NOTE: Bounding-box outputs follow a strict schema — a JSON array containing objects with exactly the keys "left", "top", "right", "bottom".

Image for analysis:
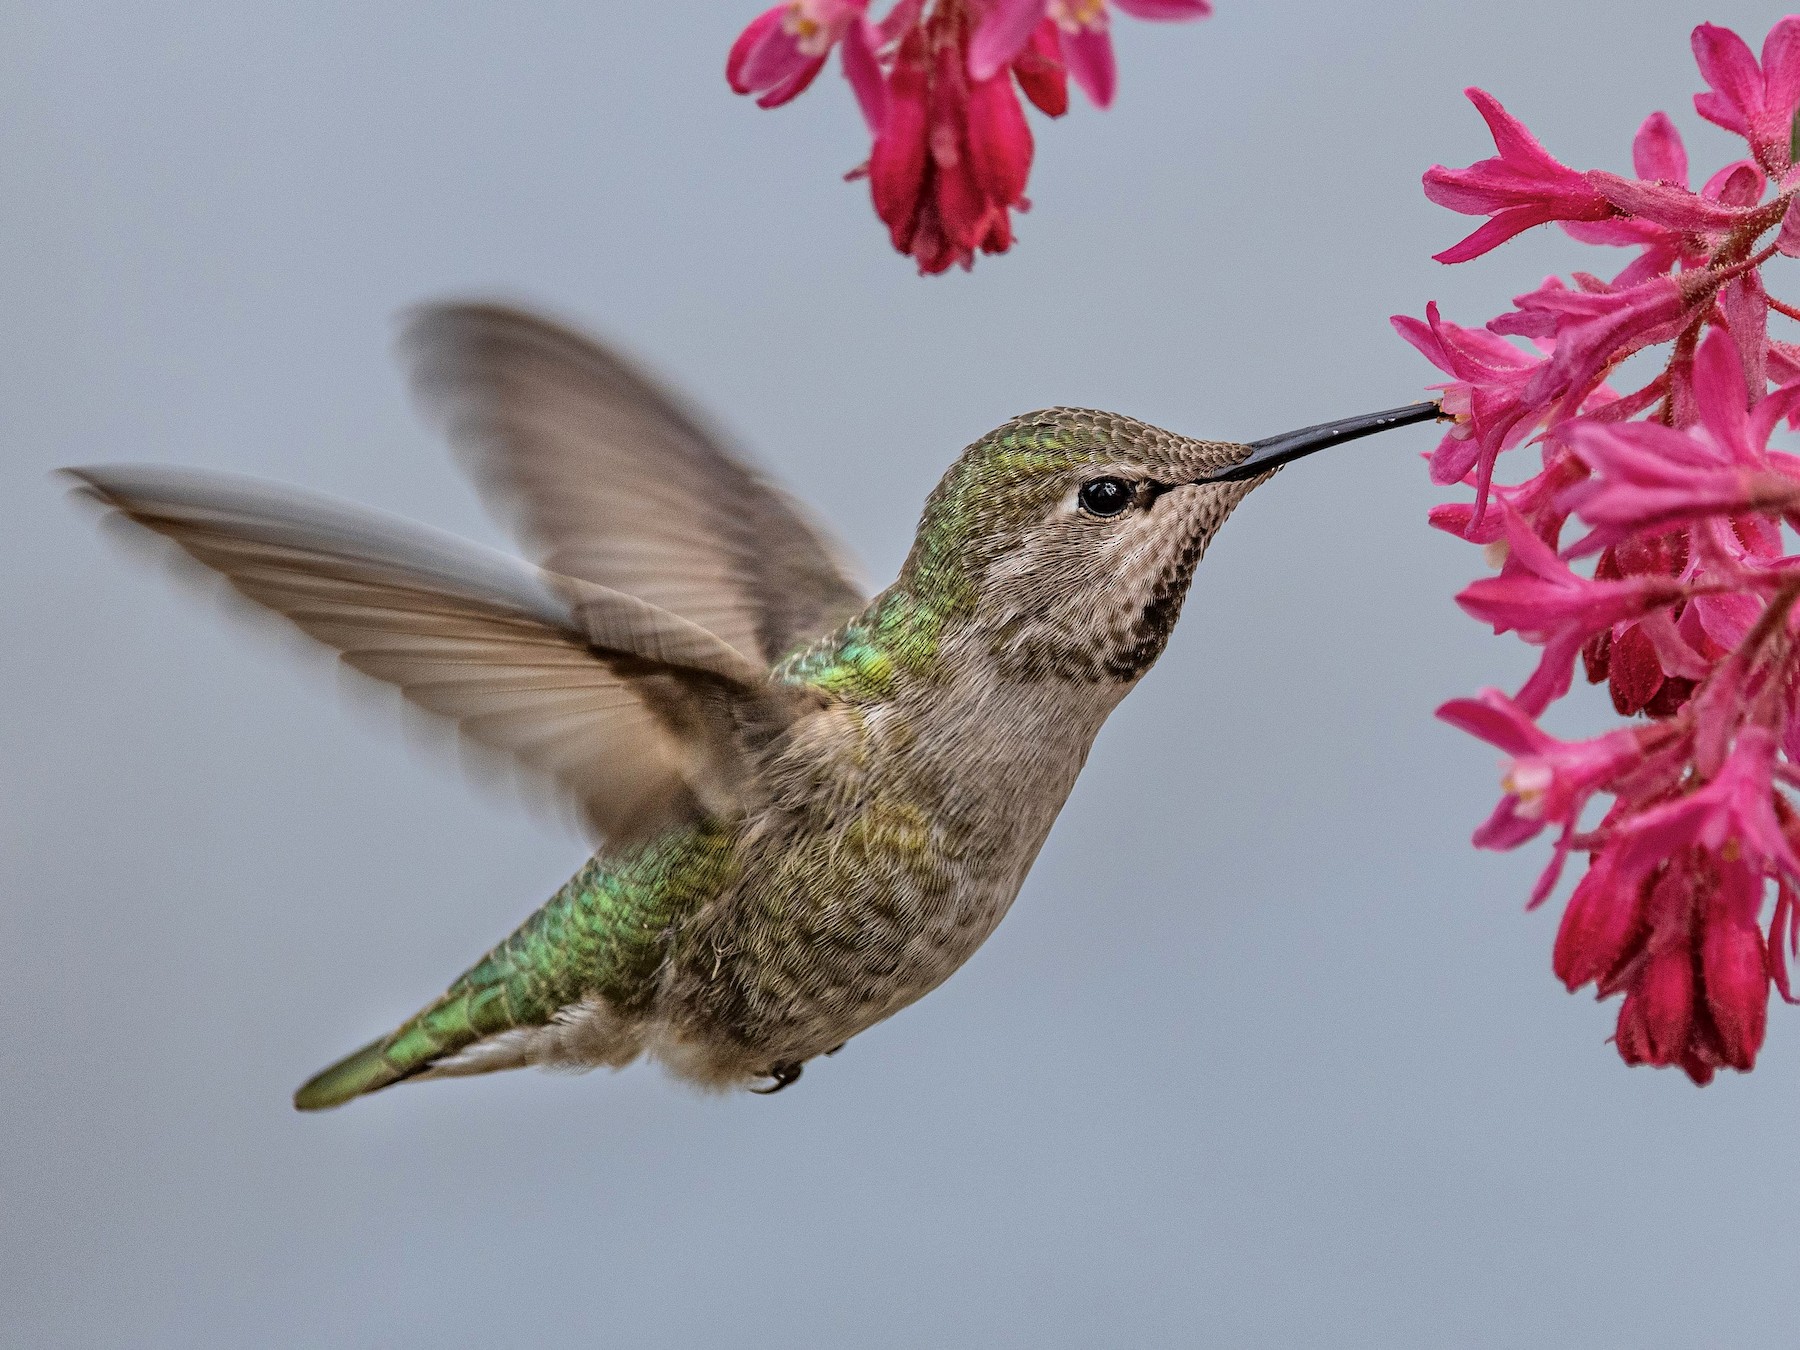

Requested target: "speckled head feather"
[{"left": 892, "top": 407, "right": 1266, "bottom": 685}]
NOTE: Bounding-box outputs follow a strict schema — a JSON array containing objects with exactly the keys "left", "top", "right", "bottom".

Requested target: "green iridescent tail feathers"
[
  {"left": 293, "top": 1036, "right": 414, "bottom": 1111},
  {"left": 293, "top": 986, "right": 504, "bottom": 1111}
]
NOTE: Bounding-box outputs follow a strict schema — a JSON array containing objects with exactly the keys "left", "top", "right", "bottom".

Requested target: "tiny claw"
[{"left": 751, "top": 1061, "right": 803, "bottom": 1095}]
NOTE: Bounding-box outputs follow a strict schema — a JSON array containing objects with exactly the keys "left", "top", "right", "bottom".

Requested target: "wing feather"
[
  {"left": 404, "top": 302, "right": 867, "bottom": 665},
  {"left": 66, "top": 465, "right": 782, "bottom": 844}
]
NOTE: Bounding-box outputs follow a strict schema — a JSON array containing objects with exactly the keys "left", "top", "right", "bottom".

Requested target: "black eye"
[{"left": 1078, "top": 477, "right": 1134, "bottom": 517}]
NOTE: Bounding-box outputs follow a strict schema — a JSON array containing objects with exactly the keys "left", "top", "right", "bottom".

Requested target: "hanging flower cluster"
[
  {"left": 726, "top": 0, "right": 1210, "bottom": 273},
  {"left": 1401, "top": 17, "right": 1800, "bottom": 1084}
]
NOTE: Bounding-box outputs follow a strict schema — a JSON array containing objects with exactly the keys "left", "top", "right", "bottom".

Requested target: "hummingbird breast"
[{"left": 650, "top": 648, "right": 1123, "bottom": 1086}]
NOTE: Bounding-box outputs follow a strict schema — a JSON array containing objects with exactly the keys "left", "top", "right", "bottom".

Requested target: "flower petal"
[
  {"left": 1062, "top": 23, "right": 1117, "bottom": 109},
  {"left": 969, "top": 0, "right": 1048, "bottom": 81},
  {"left": 727, "top": 6, "right": 787, "bottom": 93},
  {"left": 1632, "top": 111, "right": 1689, "bottom": 185},
  {"left": 840, "top": 15, "right": 886, "bottom": 132}
]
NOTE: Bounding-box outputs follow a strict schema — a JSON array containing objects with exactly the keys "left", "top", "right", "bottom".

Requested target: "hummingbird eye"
[{"left": 1078, "top": 477, "right": 1134, "bottom": 518}]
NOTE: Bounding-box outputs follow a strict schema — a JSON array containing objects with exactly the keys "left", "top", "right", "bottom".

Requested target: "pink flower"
[
  {"left": 1494, "top": 273, "right": 1697, "bottom": 417},
  {"left": 968, "top": 0, "right": 1211, "bottom": 107},
  {"left": 1438, "top": 687, "right": 1658, "bottom": 904},
  {"left": 1563, "top": 115, "right": 1713, "bottom": 289},
  {"left": 1610, "top": 727, "right": 1800, "bottom": 889},
  {"left": 1422, "top": 89, "right": 1618, "bottom": 263},
  {"left": 1597, "top": 851, "right": 1777, "bottom": 1082},
  {"left": 729, "top": 0, "right": 1208, "bottom": 271},
  {"left": 1390, "top": 302, "right": 1547, "bottom": 517},
  {"left": 1455, "top": 506, "right": 1689, "bottom": 714},
  {"left": 1692, "top": 18, "right": 1800, "bottom": 176},
  {"left": 1437, "top": 688, "right": 1650, "bottom": 846},
  {"left": 1425, "top": 445, "right": 1588, "bottom": 547},
  {"left": 869, "top": 25, "right": 1033, "bottom": 274},
  {"left": 728, "top": 1, "right": 869, "bottom": 109},
  {"left": 1561, "top": 330, "right": 1800, "bottom": 551}
]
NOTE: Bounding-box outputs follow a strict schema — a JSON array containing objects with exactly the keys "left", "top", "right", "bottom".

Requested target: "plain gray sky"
[{"left": 7, "top": 2, "right": 1800, "bottom": 1345}]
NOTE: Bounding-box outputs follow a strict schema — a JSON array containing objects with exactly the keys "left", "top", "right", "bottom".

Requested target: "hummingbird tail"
[
  {"left": 293, "top": 840, "right": 712, "bottom": 1110},
  {"left": 293, "top": 1037, "right": 414, "bottom": 1111},
  {"left": 292, "top": 981, "right": 521, "bottom": 1111}
]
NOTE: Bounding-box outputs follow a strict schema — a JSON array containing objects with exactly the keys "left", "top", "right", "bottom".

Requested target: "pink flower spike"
[
  {"left": 1410, "top": 18, "right": 1800, "bottom": 1083},
  {"left": 969, "top": 0, "right": 1048, "bottom": 82},
  {"left": 729, "top": 0, "right": 1207, "bottom": 272},
  {"left": 1423, "top": 89, "right": 1617, "bottom": 263},
  {"left": 1692, "top": 18, "right": 1800, "bottom": 175}
]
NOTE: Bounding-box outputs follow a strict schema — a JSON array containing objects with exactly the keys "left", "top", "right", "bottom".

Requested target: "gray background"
[{"left": 6, "top": 2, "right": 1797, "bottom": 1345}]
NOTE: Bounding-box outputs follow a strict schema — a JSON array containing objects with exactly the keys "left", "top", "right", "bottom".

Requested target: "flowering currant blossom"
[
  {"left": 1402, "top": 17, "right": 1800, "bottom": 1083},
  {"left": 726, "top": 0, "right": 1209, "bottom": 273}
]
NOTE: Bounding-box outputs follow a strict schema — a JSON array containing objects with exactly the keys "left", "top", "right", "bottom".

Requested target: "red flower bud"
[
  {"left": 1616, "top": 944, "right": 1697, "bottom": 1066},
  {"left": 1607, "top": 622, "right": 1666, "bottom": 715},
  {"left": 967, "top": 70, "right": 1034, "bottom": 208},
  {"left": 869, "top": 29, "right": 930, "bottom": 252},
  {"left": 1703, "top": 916, "right": 1769, "bottom": 1070},
  {"left": 1011, "top": 20, "right": 1069, "bottom": 118},
  {"left": 1554, "top": 851, "right": 1644, "bottom": 992}
]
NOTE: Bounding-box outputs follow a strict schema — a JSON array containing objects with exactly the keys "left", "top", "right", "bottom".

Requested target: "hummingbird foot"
[
  {"left": 823, "top": 1042, "right": 846, "bottom": 1057},
  {"left": 750, "top": 1061, "right": 803, "bottom": 1094}
]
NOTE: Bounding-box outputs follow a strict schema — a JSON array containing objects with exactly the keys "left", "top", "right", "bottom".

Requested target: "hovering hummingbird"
[{"left": 68, "top": 304, "right": 1437, "bottom": 1109}]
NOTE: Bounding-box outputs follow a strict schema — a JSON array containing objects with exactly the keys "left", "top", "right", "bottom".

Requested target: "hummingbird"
[{"left": 67, "top": 303, "right": 1438, "bottom": 1109}]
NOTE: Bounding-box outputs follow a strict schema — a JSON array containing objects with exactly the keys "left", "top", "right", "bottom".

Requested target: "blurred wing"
[
  {"left": 67, "top": 465, "right": 782, "bottom": 845},
  {"left": 404, "top": 301, "right": 867, "bottom": 666}
]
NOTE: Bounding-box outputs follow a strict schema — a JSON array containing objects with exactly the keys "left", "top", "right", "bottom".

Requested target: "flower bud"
[
  {"left": 966, "top": 71, "right": 1033, "bottom": 208},
  {"left": 1703, "top": 916, "right": 1769, "bottom": 1069},
  {"left": 1553, "top": 853, "right": 1642, "bottom": 991},
  {"left": 1615, "top": 944, "right": 1697, "bottom": 1066}
]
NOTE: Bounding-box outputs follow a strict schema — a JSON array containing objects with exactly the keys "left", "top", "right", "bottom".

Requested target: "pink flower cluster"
[
  {"left": 1403, "top": 18, "right": 1800, "bottom": 1084},
  {"left": 727, "top": 0, "right": 1210, "bottom": 273}
]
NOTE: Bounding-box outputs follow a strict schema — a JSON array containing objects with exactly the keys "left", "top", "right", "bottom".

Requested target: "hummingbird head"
[{"left": 897, "top": 402, "right": 1439, "bottom": 685}]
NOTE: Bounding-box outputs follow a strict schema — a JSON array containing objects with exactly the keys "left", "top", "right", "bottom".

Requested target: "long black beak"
[{"left": 1191, "top": 401, "right": 1444, "bottom": 485}]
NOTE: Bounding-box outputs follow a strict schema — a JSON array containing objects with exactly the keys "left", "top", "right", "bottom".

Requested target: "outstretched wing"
[
  {"left": 68, "top": 465, "right": 795, "bottom": 845},
  {"left": 403, "top": 302, "right": 867, "bottom": 666}
]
